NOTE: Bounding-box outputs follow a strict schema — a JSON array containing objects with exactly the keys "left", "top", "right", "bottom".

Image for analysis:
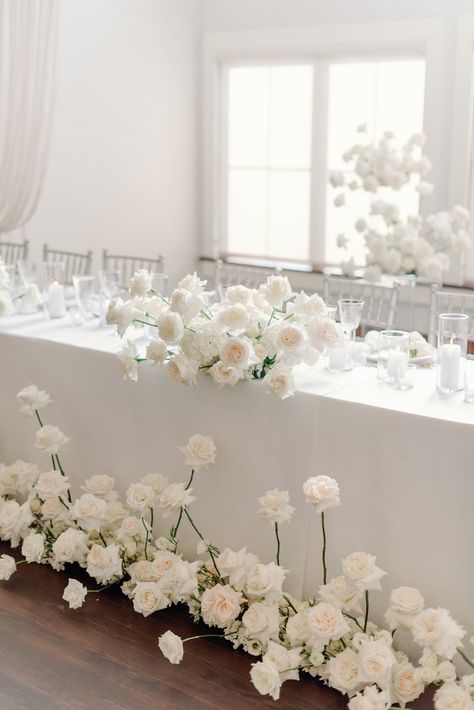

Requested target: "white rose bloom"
[
  {"left": 117, "top": 340, "right": 138, "bottom": 381},
  {"left": 166, "top": 354, "right": 198, "bottom": 386},
  {"left": 257, "top": 489, "right": 295, "bottom": 525},
  {"left": 86, "top": 543, "right": 122, "bottom": 584},
  {"left": 412, "top": 608, "right": 465, "bottom": 659},
  {"left": 0, "top": 465, "right": 19, "bottom": 497},
  {"left": 286, "top": 610, "right": 310, "bottom": 645},
  {"left": 16, "top": 385, "right": 51, "bottom": 416},
  {"left": 438, "top": 660, "right": 458, "bottom": 683},
  {"left": 116, "top": 515, "right": 145, "bottom": 543},
  {"left": 52, "top": 528, "right": 89, "bottom": 563},
  {"left": 330, "top": 171, "right": 345, "bottom": 188},
  {"left": 201, "top": 583, "right": 243, "bottom": 628},
  {"left": 242, "top": 602, "right": 280, "bottom": 644},
  {"left": 157, "top": 312, "right": 184, "bottom": 345},
  {"left": 159, "top": 482, "right": 196, "bottom": 518},
  {"left": 132, "top": 581, "right": 170, "bottom": 616},
  {"left": 178, "top": 272, "right": 206, "bottom": 295},
  {"left": 129, "top": 269, "right": 154, "bottom": 296},
  {"left": 348, "top": 684, "right": 390, "bottom": 710},
  {"left": 62, "top": 579, "right": 88, "bottom": 609},
  {"left": 384, "top": 248, "right": 402, "bottom": 274},
  {"left": 417, "top": 180, "right": 434, "bottom": 196},
  {"left": 262, "top": 275, "right": 292, "bottom": 309},
  {"left": 277, "top": 324, "right": 305, "bottom": 353},
  {"left": 140, "top": 473, "right": 168, "bottom": 495},
  {"left": 21, "top": 532, "right": 45, "bottom": 563},
  {"left": 35, "top": 470, "right": 70, "bottom": 500},
  {"left": 364, "top": 264, "right": 382, "bottom": 283},
  {"left": 319, "top": 575, "right": 363, "bottom": 614},
  {"left": 35, "top": 425, "right": 69, "bottom": 455},
  {"left": 419, "top": 255, "right": 444, "bottom": 283},
  {"left": 145, "top": 337, "right": 168, "bottom": 366},
  {"left": 355, "top": 218, "right": 367, "bottom": 233},
  {"left": 0, "top": 554, "right": 16, "bottom": 580},
  {"left": 158, "top": 630, "right": 184, "bottom": 664},
  {"left": 250, "top": 659, "right": 282, "bottom": 701},
  {"left": 342, "top": 551, "right": 386, "bottom": 591},
  {"left": 384, "top": 586, "right": 424, "bottom": 630},
  {"left": 303, "top": 475, "right": 340, "bottom": 513},
  {"left": 2, "top": 460, "right": 39, "bottom": 498},
  {"left": 306, "top": 602, "right": 350, "bottom": 646},
  {"left": 327, "top": 648, "right": 361, "bottom": 695},
  {"left": 169, "top": 287, "right": 204, "bottom": 322},
  {"left": 308, "top": 318, "right": 344, "bottom": 351},
  {"left": 357, "top": 639, "right": 396, "bottom": 687},
  {"left": 461, "top": 675, "right": 474, "bottom": 693},
  {"left": 216, "top": 546, "right": 259, "bottom": 583},
  {"left": 0, "top": 500, "right": 32, "bottom": 544},
  {"left": 263, "top": 366, "right": 295, "bottom": 399},
  {"left": 220, "top": 336, "right": 254, "bottom": 369},
  {"left": 41, "top": 497, "right": 72, "bottom": 525},
  {"left": 434, "top": 682, "right": 474, "bottom": 710},
  {"left": 392, "top": 662, "right": 425, "bottom": 705},
  {"left": 334, "top": 193, "right": 345, "bottom": 207},
  {"left": 225, "top": 285, "right": 251, "bottom": 305},
  {"left": 0, "top": 290, "right": 12, "bottom": 317},
  {"left": 245, "top": 562, "right": 286, "bottom": 600},
  {"left": 264, "top": 641, "right": 301, "bottom": 682},
  {"left": 72, "top": 493, "right": 108, "bottom": 532},
  {"left": 179, "top": 434, "right": 217, "bottom": 470},
  {"left": 126, "top": 482, "right": 155, "bottom": 510},
  {"left": 402, "top": 255, "right": 416, "bottom": 272},
  {"left": 82, "top": 474, "right": 116, "bottom": 499},
  {"left": 218, "top": 304, "right": 250, "bottom": 334},
  {"left": 209, "top": 360, "right": 241, "bottom": 387}
]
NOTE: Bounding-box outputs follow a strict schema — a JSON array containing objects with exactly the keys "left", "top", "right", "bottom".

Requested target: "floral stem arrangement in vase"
[{"left": 330, "top": 125, "right": 471, "bottom": 284}]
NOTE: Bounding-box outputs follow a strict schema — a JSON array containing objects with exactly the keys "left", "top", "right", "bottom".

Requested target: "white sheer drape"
[{"left": 0, "top": 0, "right": 58, "bottom": 233}]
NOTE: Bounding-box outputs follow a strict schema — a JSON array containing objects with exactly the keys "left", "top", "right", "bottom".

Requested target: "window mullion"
[{"left": 309, "top": 59, "right": 329, "bottom": 266}]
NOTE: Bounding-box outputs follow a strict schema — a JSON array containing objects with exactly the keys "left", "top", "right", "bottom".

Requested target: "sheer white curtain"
[{"left": 0, "top": 0, "right": 58, "bottom": 234}]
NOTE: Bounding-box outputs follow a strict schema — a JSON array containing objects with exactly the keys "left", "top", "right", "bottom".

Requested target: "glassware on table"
[
  {"left": 436, "top": 313, "right": 469, "bottom": 394},
  {"left": 326, "top": 305, "right": 337, "bottom": 321},
  {"left": 338, "top": 299, "right": 364, "bottom": 339},
  {"left": 326, "top": 339, "right": 351, "bottom": 372},
  {"left": 41, "top": 262, "right": 67, "bottom": 319},
  {"left": 17, "top": 260, "right": 37, "bottom": 286},
  {"left": 98, "top": 269, "right": 121, "bottom": 299},
  {"left": 152, "top": 272, "right": 168, "bottom": 297},
  {"left": 73, "top": 275, "right": 96, "bottom": 320},
  {"left": 464, "top": 360, "right": 474, "bottom": 403},
  {"left": 377, "top": 330, "right": 411, "bottom": 389}
]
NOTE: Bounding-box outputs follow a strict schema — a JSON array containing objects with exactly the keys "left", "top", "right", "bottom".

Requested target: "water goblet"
[{"left": 73, "top": 275, "right": 96, "bottom": 320}]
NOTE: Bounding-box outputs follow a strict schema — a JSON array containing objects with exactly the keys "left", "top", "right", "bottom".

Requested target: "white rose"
[
  {"left": 319, "top": 575, "right": 363, "bottom": 614},
  {"left": 159, "top": 482, "right": 196, "bottom": 517},
  {"left": 306, "top": 602, "right": 350, "bottom": 646},
  {"left": 21, "top": 532, "right": 45, "bottom": 563},
  {"left": 308, "top": 318, "right": 344, "bottom": 351},
  {"left": 178, "top": 272, "right": 206, "bottom": 294},
  {"left": 277, "top": 324, "right": 305, "bottom": 352},
  {"left": 225, "top": 285, "right": 251, "bottom": 305},
  {"left": 419, "top": 255, "right": 444, "bottom": 283},
  {"left": 263, "top": 641, "right": 301, "bottom": 682},
  {"left": 384, "top": 586, "right": 424, "bottom": 630},
  {"left": 16, "top": 385, "right": 51, "bottom": 416},
  {"left": 262, "top": 275, "right": 292, "bottom": 309},
  {"left": 216, "top": 546, "right": 259, "bottom": 588},
  {"left": 434, "top": 682, "right": 474, "bottom": 710},
  {"left": 242, "top": 602, "right": 280, "bottom": 644},
  {"left": 209, "top": 361, "right": 241, "bottom": 386},
  {"left": 116, "top": 515, "right": 144, "bottom": 543},
  {"left": 62, "top": 579, "right": 88, "bottom": 609},
  {"left": 257, "top": 489, "right": 295, "bottom": 525},
  {"left": 365, "top": 264, "right": 382, "bottom": 283},
  {"left": 334, "top": 193, "right": 345, "bottom": 207},
  {"left": 0, "top": 465, "right": 19, "bottom": 497},
  {"left": 157, "top": 312, "right": 184, "bottom": 345},
  {"left": 35, "top": 425, "right": 69, "bottom": 455},
  {"left": 330, "top": 171, "right": 345, "bottom": 188},
  {"left": 342, "top": 551, "right": 386, "bottom": 591},
  {"left": 34, "top": 470, "right": 70, "bottom": 500},
  {"left": 169, "top": 288, "right": 203, "bottom": 322},
  {"left": 179, "top": 434, "right": 216, "bottom": 470},
  {"left": 129, "top": 269, "right": 153, "bottom": 296},
  {"left": 158, "top": 630, "right": 184, "bottom": 664},
  {"left": 250, "top": 659, "right": 282, "bottom": 701},
  {"left": 262, "top": 366, "right": 295, "bottom": 399},
  {"left": 132, "top": 581, "right": 169, "bottom": 616},
  {"left": 438, "top": 660, "right": 458, "bottom": 683},
  {"left": 286, "top": 610, "right": 310, "bottom": 645},
  {"left": 220, "top": 337, "right": 254, "bottom": 369},
  {"left": 166, "top": 355, "right": 197, "bottom": 386},
  {"left": 348, "top": 685, "right": 390, "bottom": 710},
  {"left": 117, "top": 340, "right": 138, "bottom": 381},
  {"left": 412, "top": 608, "right": 465, "bottom": 659},
  {"left": 245, "top": 562, "right": 286, "bottom": 600},
  {"left": 3, "top": 460, "right": 39, "bottom": 498},
  {"left": 86, "top": 544, "right": 122, "bottom": 584},
  {"left": 0, "top": 290, "right": 12, "bottom": 317},
  {"left": 303, "top": 475, "right": 340, "bottom": 513},
  {"left": 327, "top": 648, "right": 361, "bottom": 694},
  {"left": 201, "top": 583, "right": 243, "bottom": 628},
  {"left": 82, "top": 474, "right": 116, "bottom": 498},
  {"left": 218, "top": 304, "right": 249, "bottom": 334},
  {"left": 52, "top": 528, "right": 89, "bottom": 563},
  {"left": 384, "top": 248, "right": 402, "bottom": 274},
  {"left": 0, "top": 554, "right": 16, "bottom": 580},
  {"left": 141, "top": 473, "right": 168, "bottom": 494},
  {"left": 72, "top": 493, "right": 107, "bottom": 532},
  {"left": 357, "top": 639, "right": 396, "bottom": 686},
  {"left": 392, "top": 662, "right": 425, "bottom": 705},
  {"left": 146, "top": 338, "right": 168, "bottom": 365},
  {"left": 41, "top": 496, "right": 72, "bottom": 524},
  {"left": 126, "top": 482, "right": 155, "bottom": 510}
]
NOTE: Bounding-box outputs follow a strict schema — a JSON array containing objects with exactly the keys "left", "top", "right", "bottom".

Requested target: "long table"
[{"left": 1, "top": 313, "right": 473, "bottom": 632}]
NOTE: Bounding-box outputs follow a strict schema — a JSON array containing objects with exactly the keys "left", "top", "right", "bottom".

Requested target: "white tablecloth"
[{"left": 1, "top": 313, "right": 473, "bottom": 629}]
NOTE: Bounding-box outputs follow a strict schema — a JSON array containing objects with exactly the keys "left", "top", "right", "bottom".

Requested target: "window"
[{"left": 218, "top": 58, "right": 425, "bottom": 266}]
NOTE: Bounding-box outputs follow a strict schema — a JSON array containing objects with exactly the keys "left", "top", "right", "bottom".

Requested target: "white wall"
[{"left": 23, "top": 0, "right": 201, "bottom": 287}]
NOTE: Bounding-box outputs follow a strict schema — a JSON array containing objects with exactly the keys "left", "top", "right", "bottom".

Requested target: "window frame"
[{"left": 202, "top": 18, "right": 447, "bottom": 270}]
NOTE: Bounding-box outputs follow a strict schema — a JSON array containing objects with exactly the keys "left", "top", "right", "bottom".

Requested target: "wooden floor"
[{"left": 0, "top": 543, "right": 435, "bottom": 710}]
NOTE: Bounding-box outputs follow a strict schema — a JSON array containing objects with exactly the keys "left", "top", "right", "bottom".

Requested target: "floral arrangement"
[
  {"left": 107, "top": 271, "right": 343, "bottom": 398},
  {"left": 0, "top": 257, "right": 12, "bottom": 317},
  {"left": 330, "top": 126, "right": 471, "bottom": 283},
  {"left": 1, "top": 386, "right": 474, "bottom": 709}
]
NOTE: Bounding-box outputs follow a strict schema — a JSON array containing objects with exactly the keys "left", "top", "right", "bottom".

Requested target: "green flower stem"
[
  {"left": 34, "top": 410, "right": 57, "bottom": 473},
  {"left": 133, "top": 318, "right": 157, "bottom": 328},
  {"left": 458, "top": 648, "right": 474, "bottom": 670},
  {"left": 182, "top": 508, "right": 221, "bottom": 579},
  {"left": 321, "top": 512, "right": 327, "bottom": 585},
  {"left": 275, "top": 522, "right": 281, "bottom": 566},
  {"left": 87, "top": 579, "right": 124, "bottom": 593},
  {"left": 149, "top": 506, "right": 154, "bottom": 533},
  {"left": 185, "top": 470, "right": 195, "bottom": 491},
  {"left": 363, "top": 591, "right": 369, "bottom": 633},
  {"left": 183, "top": 630, "right": 238, "bottom": 643},
  {"left": 200, "top": 309, "right": 212, "bottom": 321},
  {"left": 343, "top": 612, "right": 364, "bottom": 632},
  {"left": 171, "top": 508, "right": 184, "bottom": 551},
  {"left": 55, "top": 455, "right": 72, "bottom": 503},
  {"left": 99, "top": 532, "right": 107, "bottom": 547},
  {"left": 267, "top": 308, "right": 276, "bottom": 326},
  {"left": 142, "top": 517, "right": 150, "bottom": 560},
  {"left": 283, "top": 595, "right": 298, "bottom": 614}
]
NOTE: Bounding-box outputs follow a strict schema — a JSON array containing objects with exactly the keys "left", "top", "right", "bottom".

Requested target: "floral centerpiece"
[
  {"left": 1, "top": 385, "right": 474, "bottom": 709},
  {"left": 330, "top": 126, "right": 471, "bottom": 283},
  {"left": 107, "top": 271, "right": 344, "bottom": 397}
]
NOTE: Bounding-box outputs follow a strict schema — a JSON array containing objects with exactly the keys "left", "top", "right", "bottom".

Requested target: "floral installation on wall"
[
  {"left": 330, "top": 125, "right": 471, "bottom": 283},
  {"left": 108, "top": 272, "right": 343, "bottom": 398},
  {"left": 1, "top": 386, "right": 474, "bottom": 709}
]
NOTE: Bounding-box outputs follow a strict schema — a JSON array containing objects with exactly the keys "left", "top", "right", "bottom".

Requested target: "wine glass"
[
  {"left": 73, "top": 275, "right": 96, "bottom": 319},
  {"left": 338, "top": 299, "right": 365, "bottom": 340},
  {"left": 98, "top": 270, "right": 121, "bottom": 299}
]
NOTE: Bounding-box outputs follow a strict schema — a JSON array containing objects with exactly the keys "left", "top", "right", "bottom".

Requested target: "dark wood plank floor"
[{"left": 0, "top": 543, "right": 435, "bottom": 709}]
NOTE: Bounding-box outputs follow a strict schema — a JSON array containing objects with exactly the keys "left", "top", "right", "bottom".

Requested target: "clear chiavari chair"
[
  {"left": 214, "top": 259, "right": 278, "bottom": 297},
  {"left": 0, "top": 238, "right": 29, "bottom": 265},
  {"left": 43, "top": 244, "right": 93, "bottom": 285},
  {"left": 428, "top": 284, "right": 474, "bottom": 345},
  {"left": 322, "top": 276, "right": 401, "bottom": 330},
  {"left": 102, "top": 250, "right": 165, "bottom": 290}
]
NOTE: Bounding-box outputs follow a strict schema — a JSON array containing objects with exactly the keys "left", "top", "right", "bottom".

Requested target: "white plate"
[{"left": 367, "top": 352, "right": 435, "bottom": 366}]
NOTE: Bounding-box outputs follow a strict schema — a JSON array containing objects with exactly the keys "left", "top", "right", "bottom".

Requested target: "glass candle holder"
[
  {"left": 464, "top": 361, "right": 474, "bottom": 403},
  {"left": 42, "top": 262, "right": 67, "bottom": 319},
  {"left": 437, "top": 313, "right": 469, "bottom": 394},
  {"left": 378, "top": 330, "right": 410, "bottom": 387},
  {"left": 326, "top": 337, "right": 351, "bottom": 373},
  {"left": 73, "top": 275, "right": 96, "bottom": 319}
]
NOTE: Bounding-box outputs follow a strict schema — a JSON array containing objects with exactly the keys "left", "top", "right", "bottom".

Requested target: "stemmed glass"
[
  {"left": 99, "top": 270, "right": 121, "bottom": 300},
  {"left": 338, "top": 299, "right": 365, "bottom": 340},
  {"left": 73, "top": 275, "right": 96, "bottom": 320}
]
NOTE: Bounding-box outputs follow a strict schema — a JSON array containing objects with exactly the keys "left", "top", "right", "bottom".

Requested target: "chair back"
[
  {"left": 102, "top": 250, "right": 165, "bottom": 289},
  {"left": 214, "top": 259, "right": 276, "bottom": 295},
  {"left": 323, "top": 276, "right": 400, "bottom": 330},
  {"left": 43, "top": 244, "right": 93, "bottom": 285},
  {"left": 428, "top": 285, "right": 474, "bottom": 345},
  {"left": 0, "top": 238, "right": 29, "bottom": 265}
]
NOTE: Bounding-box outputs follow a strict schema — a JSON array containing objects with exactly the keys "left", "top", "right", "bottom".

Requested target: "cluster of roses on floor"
[
  {"left": 109, "top": 271, "right": 342, "bottom": 398},
  {"left": 1, "top": 387, "right": 474, "bottom": 710}
]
